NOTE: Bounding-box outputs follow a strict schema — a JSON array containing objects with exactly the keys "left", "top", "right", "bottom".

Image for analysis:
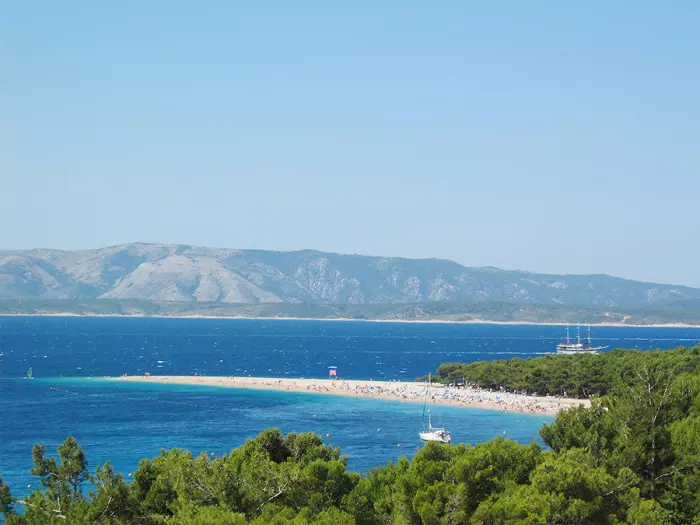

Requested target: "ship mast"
[{"left": 427, "top": 373, "right": 432, "bottom": 429}]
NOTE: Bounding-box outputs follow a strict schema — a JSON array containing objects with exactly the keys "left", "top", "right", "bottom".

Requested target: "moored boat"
[
  {"left": 419, "top": 373, "right": 451, "bottom": 444},
  {"left": 557, "top": 325, "right": 608, "bottom": 355}
]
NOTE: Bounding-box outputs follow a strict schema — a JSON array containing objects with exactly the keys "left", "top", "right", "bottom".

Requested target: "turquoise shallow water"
[
  {"left": 1, "top": 377, "right": 550, "bottom": 503},
  {"left": 1, "top": 316, "right": 698, "bottom": 512}
]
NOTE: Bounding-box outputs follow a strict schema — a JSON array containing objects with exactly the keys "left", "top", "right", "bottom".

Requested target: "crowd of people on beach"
[
  {"left": 124, "top": 374, "right": 584, "bottom": 415},
  {"left": 276, "top": 378, "right": 575, "bottom": 414}
]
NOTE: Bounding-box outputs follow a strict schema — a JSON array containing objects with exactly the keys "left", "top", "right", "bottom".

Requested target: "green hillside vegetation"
[
  {"left": 2, "top": 348, "right": 699, "bottom": 524},
  {"left": 2, "top": 298, "right": 700, "bottom": 325},
  {"left": 436, "top": 346, "right": 700, "bottom": 398}
]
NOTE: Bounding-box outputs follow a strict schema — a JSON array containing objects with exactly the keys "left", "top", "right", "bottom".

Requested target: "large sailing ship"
[{"left": 556, "top": 325, "right": 608, "bottom": 355}]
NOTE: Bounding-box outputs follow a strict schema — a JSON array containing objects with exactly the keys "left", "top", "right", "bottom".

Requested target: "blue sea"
[{"left": 1, "top": 316, "right": 699, "bottom": 509}]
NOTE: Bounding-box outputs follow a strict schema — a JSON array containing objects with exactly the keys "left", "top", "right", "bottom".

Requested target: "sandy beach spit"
[{"left": 107, "top": 375, "right": 590, "bottom": 415}]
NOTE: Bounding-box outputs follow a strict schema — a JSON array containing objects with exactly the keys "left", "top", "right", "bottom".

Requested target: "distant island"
[{"left": 1, "top": 243, "right": 699, "bottom": 325}]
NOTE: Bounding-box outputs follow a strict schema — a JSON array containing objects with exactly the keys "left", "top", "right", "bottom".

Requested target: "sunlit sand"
[{"left": 108, "top": 375, "right": 589, "bottom": 415}]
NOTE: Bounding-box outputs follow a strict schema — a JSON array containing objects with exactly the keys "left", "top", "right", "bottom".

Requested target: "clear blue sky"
[{"left": 2, "top": 1, "right": 698, "bottom": 287}]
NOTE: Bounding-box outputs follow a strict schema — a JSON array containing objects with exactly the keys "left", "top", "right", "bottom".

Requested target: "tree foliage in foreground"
[
  {"left": 435, "top": 346, "right": 700, "bottom": 398},
  {"left": 2, "top": 350, "right": 699, "bottom": 524}
]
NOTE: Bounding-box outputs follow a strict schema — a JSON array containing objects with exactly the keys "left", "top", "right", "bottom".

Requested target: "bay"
[{"left": 1, "top": 316, "right": 698, "bottom": 508}]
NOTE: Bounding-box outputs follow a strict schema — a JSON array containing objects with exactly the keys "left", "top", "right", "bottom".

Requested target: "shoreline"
[
  {"left": 1, "top": 312, "right": 699, "bottom": 328},
  {"left": 106, "top": 375, "right": 591, "bottom": 415}
]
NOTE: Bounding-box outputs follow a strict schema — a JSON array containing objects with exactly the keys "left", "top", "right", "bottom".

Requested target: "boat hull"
[
  {"left": 419, "top": 431, "right": 451, "bottom": 444},
  {"left": 556, "top": 345, "right": 607, "bottom": 355}
]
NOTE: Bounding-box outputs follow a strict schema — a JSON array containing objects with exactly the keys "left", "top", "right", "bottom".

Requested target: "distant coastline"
[
  {"left": 2, "top": 243, "right": 700, "bottom": 327},
  {"left": 1, "top": 311, "right": 700, "bottom": 328}
]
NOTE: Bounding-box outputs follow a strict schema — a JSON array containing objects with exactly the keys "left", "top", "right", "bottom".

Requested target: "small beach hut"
[{"left": 328, "top": 366, "right": 338, "bottom": 379}]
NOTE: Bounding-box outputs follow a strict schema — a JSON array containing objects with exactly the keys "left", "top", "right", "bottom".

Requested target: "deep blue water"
[
  {"left": 1, "top": 316, "right": 699, "bottom": 510},
  {"left": 2, "top": 316, "right": 698, "bottom": 380}
]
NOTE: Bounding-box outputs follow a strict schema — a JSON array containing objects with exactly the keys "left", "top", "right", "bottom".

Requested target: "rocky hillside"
[{"left": 1, "top": 243, "right": 698, "bottom": 309}]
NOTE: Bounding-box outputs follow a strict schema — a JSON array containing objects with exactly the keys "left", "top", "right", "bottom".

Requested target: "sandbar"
[{"left": 107, "top": 375, "right": 590, "bottom": 415}]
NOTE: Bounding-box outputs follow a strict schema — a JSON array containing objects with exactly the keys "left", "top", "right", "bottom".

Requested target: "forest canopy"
[{"left": 434, "top": 346, "right": 700, "bottom": 398}]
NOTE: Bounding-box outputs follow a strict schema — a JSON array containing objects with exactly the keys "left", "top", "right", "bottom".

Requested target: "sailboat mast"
[
  {"left": 566, "top": 325, "right": 570, "bottom": 344},
  {"left": 588, "top": 325, "right": 591, "bottom": 345},
  {"left": 577, "top": 324, "right": 581, "bottom": 345},
  {"left": 427, "top": 373, "right": 432, "bottom": 429}
]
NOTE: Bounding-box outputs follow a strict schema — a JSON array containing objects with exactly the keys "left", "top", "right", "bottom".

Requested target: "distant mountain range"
[{"left": 1, "top": 243, "right": 699, "bottom": 324}]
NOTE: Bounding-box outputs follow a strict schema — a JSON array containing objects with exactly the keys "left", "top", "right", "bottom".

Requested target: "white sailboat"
[{"left": 419, "top": 373, "right": 451, "bottom": 444}]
